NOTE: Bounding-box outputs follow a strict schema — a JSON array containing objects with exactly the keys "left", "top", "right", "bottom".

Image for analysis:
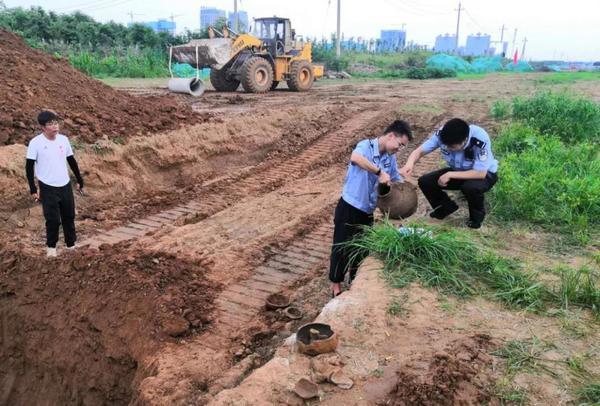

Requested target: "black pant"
[
  {"left": 39, "top": 181, "right": 76, "bottom": 248},
  {"left": 418, "top": 168, "right": 498, "bottom": 223},
  {"left": 329, "top": 198, "right": 374, "bottom": 283}
]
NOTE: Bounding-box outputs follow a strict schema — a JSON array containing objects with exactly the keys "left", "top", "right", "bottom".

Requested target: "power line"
[
  {"left": 54, "top": 0, "right": 126, "bottom": 12},
  {"left": 463, "top": 8, "right": 486, "bottom": 32},
  {"left": 83, "top": 0, "right": 135, "bottom": 13}
]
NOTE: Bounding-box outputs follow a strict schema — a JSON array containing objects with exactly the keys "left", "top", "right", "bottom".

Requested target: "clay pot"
[
  {"left": 377, "top": 182, "right": 418, "bottom": 219},
  {"left": 283, "top": 306, "right": 303, "bottom": 320},
  {"left": 297, "top": 323, "right": 339, "bottom": 356},
  {"left": 265, "top": 293, "right": 290, "bottom": 310}
]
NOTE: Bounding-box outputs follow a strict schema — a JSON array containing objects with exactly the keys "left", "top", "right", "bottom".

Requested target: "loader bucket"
[{"left": 171, "top": 38, "right": 233, "bottom": 70}]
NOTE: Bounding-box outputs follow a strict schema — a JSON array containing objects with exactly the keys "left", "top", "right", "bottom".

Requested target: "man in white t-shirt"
[{"left": 25, "top": 111, "right": 85, "bottom": 257}]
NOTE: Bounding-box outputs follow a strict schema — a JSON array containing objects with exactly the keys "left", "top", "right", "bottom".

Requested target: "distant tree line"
[{"left": 0, "top": 6, "right": 222, "bottom": 50}]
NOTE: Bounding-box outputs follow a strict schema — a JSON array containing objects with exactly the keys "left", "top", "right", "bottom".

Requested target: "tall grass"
[
  {"left": 491, "top": 133, "right": 599, "bottom": 243},
  {"left": 511, "top": 91, "right": 600, "bottom": 143},
  {"left": 67, "top": 48, "right": 169, "bottom": 78},
  {"left": 346, "top": 221, "right": 545, "bottom": 309},
  {"left": 346, "top": 221, "right": 599, "bottom": 314},
  {"left": 490, "top": 92, "right": 600, "bottom": 245},
  {"left": 552, "top": 266, "right": 600, "bottom": 313}
]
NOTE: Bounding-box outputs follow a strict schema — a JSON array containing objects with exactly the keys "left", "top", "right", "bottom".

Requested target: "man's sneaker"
[
  {"left": 466, "top": 220, "right": 482, "bottom": 229},
  {"left": 430, "top": 202, "right": 459, "bottom": 220},
  {"left": 66, "top": 245, "right": 76, "bottom": 250},
  {"left": 47, "top": 247, "right": 57, "bottom": 257}
]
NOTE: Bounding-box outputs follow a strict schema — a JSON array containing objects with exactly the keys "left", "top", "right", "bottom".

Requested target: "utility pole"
[
  {"left": 521, "top": 37, "right": 528, "bottom": 60},
  {"left": 169, "top": 14, "right": 181, "bottom": 36},
  {"left": 233, "top": 0, "right": 239, "bottom": 32},
  {"left": 336, "top": 0, "right": 341, "bottom": 58},
  {"left": 127, "top": 12, "right": 142, "bottom": 24},
  {"left": 499, "top": 24, "right": 506, "bottom": 43},
  {"left": 454, "top": 2, "right": 463, "bottom": 53}
]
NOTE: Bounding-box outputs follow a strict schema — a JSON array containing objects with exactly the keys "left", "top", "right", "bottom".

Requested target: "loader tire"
[
  {"left": 210, "top": 68, "right": 240, "bottom": 92},
  {"left": 287, "top": 60, "right": 314, "bottom": 92},
  {"left": 241, "top": 57, "right": 273, "bottom": 93}
]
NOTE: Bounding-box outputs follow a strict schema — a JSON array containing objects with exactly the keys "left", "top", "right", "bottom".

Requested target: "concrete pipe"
[{"left": 167, "top": 77, "right": 205, "bottom": 97}]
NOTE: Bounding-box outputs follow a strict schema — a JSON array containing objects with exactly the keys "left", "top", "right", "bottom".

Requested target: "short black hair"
[
  {"left": 439, "top": 118, "right": 469, "bottom": 146},
  {"left": 37, "top": 110, "right": 59, "bottom": 126},
  {"left": 384, "top": 120, "right": 413, "bottom": 140}
]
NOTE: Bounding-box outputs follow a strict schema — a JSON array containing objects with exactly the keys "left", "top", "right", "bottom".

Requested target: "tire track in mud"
[
  {"left": 81, "top": 106, "right": 386, "bottom": 249},
  {"left": 206, "top": 223, "right": 333, "bottom": 346}
]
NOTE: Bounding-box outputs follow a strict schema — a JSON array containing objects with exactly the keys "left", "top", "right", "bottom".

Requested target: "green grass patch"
[
  {"left": 345, "top": 221, "right": 599, "bottom": 314},
  {"left": 491, "top": 131, "right": 600, "bottom": 244},
  {"left": 67, "top": 48, "right": 169, "bottom": 78},
  {"left": 491, "top": 99, "right": 511, "bottom": 120},
  {"left": 511, "top": 91, "right": 600, "bottom": 143},
  {"left": 535, "top": 71, "right": 600, "bottom": 85},
  {"left": 576, "top": 382, "right": 600, "bottom": 405},
  {"left": 345, "top": 222, "right": 544, "bottom": 309},
  {"left": 491, "top": 339, "right": 558, "bottom": 377},
  {"left": 551, "top": 265, "right": 600, "bottom": 314},
  {"left": 494, "top": 381, "right": 527, "bottom": 405}
]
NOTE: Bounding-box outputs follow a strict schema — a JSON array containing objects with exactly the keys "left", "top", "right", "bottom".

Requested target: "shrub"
[{"left": 406, "top": 67, "right": 456, "bottom": 80}]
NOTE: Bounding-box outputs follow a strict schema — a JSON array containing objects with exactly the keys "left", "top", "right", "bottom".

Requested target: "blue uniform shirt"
[
  {"left": 341, "top": 138, "right": 402, "bottom": 214},
  {"left": 421, "top": 124, "right": 498, "bottom": 173}
]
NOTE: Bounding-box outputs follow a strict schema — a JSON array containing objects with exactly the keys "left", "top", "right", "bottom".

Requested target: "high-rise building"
[
  {"left": 465, "top": 33, "right": 491, "bottom": 56},
  {"left": 228, "top": 10, "right": 249, "bottom": 32},
  {"left": 434, "top": 34, "right": 456, "bottom": 53},
  {"left": 128, "top": 19, "right": 176, "bottom": 35},
  {"left": 200, "top": 6, "right": 226, "bottom": 30},
  {"left": 379, "top": 30, "right": 406, "bottom": 52}
]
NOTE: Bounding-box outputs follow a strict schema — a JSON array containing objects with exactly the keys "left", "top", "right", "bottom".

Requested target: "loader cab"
[{"left": 252, "top": 17, "right": 293, "bottom": 56}]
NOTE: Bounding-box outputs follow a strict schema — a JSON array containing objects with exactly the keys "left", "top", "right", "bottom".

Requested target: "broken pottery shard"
[
  {"left": 330, "top": 370, "right": 354, "bottom": 390},
  {"left": 294, "top": 378, "right": 319, "bottom": 399}
]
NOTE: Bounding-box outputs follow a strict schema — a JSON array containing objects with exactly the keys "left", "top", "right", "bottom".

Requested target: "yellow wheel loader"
[{"left": 168, "top": 17, "right": 324, "bottom": 95}]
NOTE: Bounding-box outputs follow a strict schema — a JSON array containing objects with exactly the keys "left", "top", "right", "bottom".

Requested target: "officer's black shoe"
[
  {"left": 466, "top": 220, "right": 482, "bottom": 229},
  {"left": 430, "top": 202, "right": 459, "bottom": 220}
]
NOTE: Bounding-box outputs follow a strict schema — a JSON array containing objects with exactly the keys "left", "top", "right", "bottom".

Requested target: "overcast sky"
[{"left": 5, "top": 0, "right": 600, "bottom": 61}]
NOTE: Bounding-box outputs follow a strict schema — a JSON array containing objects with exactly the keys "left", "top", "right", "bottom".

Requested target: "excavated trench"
[{"left": 0, "top": 97, "right": 445, "bottom": 405}]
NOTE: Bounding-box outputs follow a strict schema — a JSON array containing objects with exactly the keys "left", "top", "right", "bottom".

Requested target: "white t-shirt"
[{"left": 26, "top": 133, "right": 74, "bottom": 187}]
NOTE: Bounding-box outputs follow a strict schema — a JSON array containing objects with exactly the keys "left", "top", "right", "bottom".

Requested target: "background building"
[
  {"left": 378, "top": 30, "right": 406, "bottom": 52},
  {"left": 465, "top": 33, "right": 491, "bottom": 56},
  {"left": 434, "top": 34, "right": 456, "bottom": 53},
  {"left": 128, "top": 19, "right": 175, "bottom": 34},
  {"left": 200, "top": 6, "right": 226, "bottom": 30},
  {"left": 228, "top": 10, "right": 249, "bottom": 32}
]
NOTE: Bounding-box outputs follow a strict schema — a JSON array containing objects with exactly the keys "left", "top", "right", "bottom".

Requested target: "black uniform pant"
[
  {"left": 329, "top": 198, "right": 374, "bottom": 283},
  {"left": 39, "top": 181, "right": 76, "bottom": 248},
  {"left": 418, "top": 168, "right": 498, "bottom": 223}
]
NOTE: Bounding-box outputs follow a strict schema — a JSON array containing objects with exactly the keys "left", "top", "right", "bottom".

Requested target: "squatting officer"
[
  {"left": 329, "top": 120, "right": 413, "bottom": 297},
  {"left": 400, "top": 118, "right": 498, "bottom": 229}
]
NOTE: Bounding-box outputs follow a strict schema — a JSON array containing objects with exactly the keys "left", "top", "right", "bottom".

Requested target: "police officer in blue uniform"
[
  {"left": 400, "top": 118, "right": 498, "bottom": 229},
  {"left": 329, "top": 120, "right": 413, "bottom": 297}
]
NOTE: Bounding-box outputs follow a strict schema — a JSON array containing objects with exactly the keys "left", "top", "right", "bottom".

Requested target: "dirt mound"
[
  {"left": 0, "top": 240, "right": 221, "bottom": 405},
  {"left": 0, "top": 29, "right": 204, "bottom": 145},
  {"left": 385, "top": 334, "right": 498, "bottom": 406}
]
